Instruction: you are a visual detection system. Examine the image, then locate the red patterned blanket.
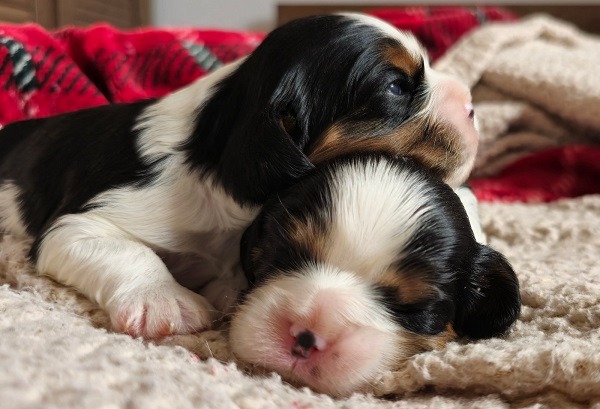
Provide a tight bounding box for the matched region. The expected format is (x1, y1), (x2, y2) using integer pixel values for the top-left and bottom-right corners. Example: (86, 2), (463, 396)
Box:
(1, 7), (598, 202)
(0, 24), (263, 123)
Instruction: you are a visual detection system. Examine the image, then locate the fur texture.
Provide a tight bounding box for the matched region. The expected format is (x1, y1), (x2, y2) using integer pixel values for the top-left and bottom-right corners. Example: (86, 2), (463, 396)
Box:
(2, 195), (599, 407)
(232, 154), (520, 396)
(0, 14), (479, 339)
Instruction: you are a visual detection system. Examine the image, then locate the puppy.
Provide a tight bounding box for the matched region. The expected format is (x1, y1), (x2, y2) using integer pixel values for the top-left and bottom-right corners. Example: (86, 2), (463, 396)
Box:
(0, 14), (479, 338)
(231, 153), (520, 396)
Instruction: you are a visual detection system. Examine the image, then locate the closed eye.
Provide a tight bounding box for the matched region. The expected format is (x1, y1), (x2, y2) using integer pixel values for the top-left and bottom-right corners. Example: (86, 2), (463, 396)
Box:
(374, 284), (453, 335)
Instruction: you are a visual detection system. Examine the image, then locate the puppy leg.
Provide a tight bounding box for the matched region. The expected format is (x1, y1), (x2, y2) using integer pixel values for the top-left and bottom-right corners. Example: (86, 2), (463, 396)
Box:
(35, 214), (215, 338)
(454, 185), (487, 244)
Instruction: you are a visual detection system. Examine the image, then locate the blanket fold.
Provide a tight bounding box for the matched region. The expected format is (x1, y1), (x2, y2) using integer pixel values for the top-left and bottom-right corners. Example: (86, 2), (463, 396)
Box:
(435, 15), (600, 201)
(2, 196), (600, 408)
(0, 24), (263, 124)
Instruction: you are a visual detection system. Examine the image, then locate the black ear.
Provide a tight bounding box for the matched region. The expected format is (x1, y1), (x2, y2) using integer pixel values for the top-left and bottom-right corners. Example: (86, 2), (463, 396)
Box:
(219, 112), (314, 205)
(453, 245), (521, 339)
(184, 65), (314, 206)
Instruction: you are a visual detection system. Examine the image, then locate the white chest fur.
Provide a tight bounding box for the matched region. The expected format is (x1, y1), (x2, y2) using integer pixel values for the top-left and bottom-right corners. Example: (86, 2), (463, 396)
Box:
(85, 156), (259, 285)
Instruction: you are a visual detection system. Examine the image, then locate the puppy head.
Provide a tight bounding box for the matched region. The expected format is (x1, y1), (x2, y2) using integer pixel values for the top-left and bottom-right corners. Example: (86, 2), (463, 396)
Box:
(300, 14), (479, 188)
(192, 14), (478, 205)
(231, 154), (519, 396)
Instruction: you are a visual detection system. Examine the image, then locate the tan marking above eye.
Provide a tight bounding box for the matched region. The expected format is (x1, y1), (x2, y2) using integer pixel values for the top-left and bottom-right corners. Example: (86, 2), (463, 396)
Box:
(288, 216), (329, 261)
(378, 266), (439, 305)
(381, 44), (422, 77)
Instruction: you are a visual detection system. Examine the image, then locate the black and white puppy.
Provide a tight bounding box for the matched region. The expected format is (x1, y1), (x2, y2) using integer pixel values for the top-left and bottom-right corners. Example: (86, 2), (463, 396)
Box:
(232, 153), (520, 396)
(0, 14), (479, 338)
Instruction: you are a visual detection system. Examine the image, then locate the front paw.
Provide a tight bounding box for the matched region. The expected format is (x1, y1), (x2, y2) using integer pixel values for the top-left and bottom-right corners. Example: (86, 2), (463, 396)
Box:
(107, 282), (216, 338)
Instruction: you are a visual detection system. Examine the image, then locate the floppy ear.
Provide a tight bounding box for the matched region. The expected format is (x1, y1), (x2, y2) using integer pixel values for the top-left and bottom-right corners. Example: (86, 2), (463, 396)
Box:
(217, 111), (314, 205)
(185, 65), (314, 206)
(453, 244), (521, 339)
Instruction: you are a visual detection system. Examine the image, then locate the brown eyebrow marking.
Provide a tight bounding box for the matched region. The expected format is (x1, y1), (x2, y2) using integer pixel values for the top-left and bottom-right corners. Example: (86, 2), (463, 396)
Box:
(382, 43), (423, 77)
(287, 215), (329, 261)
(378, 266), (439, 305)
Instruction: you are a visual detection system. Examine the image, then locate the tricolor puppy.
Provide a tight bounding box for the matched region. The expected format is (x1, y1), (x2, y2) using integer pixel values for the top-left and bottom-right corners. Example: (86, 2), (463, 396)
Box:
(232, 153), (520, 396)
(0, 14), (478, 338)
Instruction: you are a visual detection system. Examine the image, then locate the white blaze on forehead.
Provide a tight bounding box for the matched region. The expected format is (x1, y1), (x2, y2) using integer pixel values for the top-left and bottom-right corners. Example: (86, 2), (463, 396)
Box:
(340, 12), (426, 60)
(324, 157), (434, 279)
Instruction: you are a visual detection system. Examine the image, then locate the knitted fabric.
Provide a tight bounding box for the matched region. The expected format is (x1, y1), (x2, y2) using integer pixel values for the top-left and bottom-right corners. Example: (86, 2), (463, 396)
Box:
(2, 196), (599, 408)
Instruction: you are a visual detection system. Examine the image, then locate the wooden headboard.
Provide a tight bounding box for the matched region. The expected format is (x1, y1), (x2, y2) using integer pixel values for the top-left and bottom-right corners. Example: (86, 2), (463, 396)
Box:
(0, 0), (150, 29)
(278, 4), (600, 35)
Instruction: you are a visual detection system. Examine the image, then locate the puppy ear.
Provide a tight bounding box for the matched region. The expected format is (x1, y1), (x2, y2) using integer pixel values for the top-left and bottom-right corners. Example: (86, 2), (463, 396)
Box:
(185, 60), (314, 205)
(453, 245), (521, 339)
(219, 112), (314, 205)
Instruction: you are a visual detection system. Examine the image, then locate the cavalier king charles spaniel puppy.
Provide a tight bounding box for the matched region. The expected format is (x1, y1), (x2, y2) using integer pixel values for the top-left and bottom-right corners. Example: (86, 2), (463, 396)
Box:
(0, 14), (479, 338)
(232, 153), (520, 396)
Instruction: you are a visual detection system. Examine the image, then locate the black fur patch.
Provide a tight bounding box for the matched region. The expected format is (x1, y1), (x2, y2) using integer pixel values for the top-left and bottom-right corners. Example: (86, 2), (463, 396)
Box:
(0, 100), (156, 244)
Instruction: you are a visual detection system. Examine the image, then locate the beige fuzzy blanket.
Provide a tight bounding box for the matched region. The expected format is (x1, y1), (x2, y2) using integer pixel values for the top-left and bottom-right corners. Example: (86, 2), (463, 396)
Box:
(435, 15), (600, 177)
(2, 16), (600, 409)
(2, 197), (599, 408)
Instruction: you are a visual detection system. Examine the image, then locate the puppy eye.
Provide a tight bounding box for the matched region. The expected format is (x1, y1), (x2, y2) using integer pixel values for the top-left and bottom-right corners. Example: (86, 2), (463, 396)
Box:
(388, 80), (403, 96)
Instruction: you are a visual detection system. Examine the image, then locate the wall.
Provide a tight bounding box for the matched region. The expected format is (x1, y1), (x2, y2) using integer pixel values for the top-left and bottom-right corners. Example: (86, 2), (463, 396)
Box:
(151, 0), (600, 31)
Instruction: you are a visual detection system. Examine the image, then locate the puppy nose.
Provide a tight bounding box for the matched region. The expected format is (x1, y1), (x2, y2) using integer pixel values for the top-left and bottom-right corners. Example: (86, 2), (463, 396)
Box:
(292, 330), (316, 359)
(290, 324), (327, 359)
(466, 102), (475, 120)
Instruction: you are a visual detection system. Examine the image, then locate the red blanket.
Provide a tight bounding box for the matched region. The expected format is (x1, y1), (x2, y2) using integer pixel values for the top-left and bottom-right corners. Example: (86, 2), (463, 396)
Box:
(0, 24), (264, 123)
(1, 8), (598, 203)
(470, 145), (600, 202)
(369, 6), (517, 61)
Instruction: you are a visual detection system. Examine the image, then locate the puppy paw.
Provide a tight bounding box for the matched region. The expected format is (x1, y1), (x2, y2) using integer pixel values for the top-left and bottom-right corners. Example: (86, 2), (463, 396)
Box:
(107, 282), (216, 338)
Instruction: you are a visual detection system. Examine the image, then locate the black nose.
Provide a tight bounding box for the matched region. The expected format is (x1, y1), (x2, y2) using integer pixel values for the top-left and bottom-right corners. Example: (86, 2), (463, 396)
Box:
(292, 330), (316, 359)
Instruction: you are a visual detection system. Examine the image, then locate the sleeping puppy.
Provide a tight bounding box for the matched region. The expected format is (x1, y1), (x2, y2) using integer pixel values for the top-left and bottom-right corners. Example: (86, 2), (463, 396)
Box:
(232, 153), (520, 396)
(0, 14), (479, 338)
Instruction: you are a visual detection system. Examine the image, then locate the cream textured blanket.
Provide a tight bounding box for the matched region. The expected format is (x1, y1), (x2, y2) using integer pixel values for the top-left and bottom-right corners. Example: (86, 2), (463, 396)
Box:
(2, 16), (600, 409)
(2, 196), (599, 408)
(435, 15), (600, 177)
